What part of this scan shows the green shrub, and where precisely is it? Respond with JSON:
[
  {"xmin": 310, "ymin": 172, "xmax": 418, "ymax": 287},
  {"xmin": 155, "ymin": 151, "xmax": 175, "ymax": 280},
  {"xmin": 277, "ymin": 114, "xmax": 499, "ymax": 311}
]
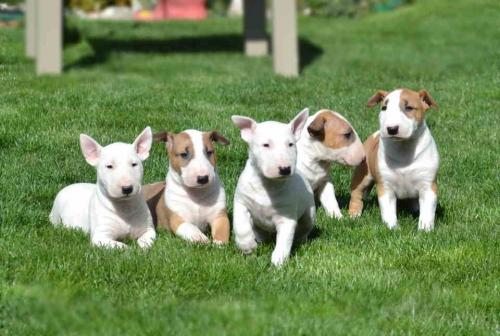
[{"xmin": 299, "ymin": 0, "xmax": 413, "ymax": 17}]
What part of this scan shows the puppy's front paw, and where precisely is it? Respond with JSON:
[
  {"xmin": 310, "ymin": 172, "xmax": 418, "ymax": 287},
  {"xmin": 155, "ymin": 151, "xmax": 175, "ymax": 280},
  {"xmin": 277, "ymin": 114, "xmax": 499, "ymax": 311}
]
[
  {"xmin": 236, "ymin": 236, "xmax": 257, "ymax": 254},
  {"xmin": 271, "ymin": 249, "xmax": 289, "ymax": 267},
  {"xmin": 176, "ymin": 223, "xmax": 209, "ymax": 244},
  {"xmin": 348, "ymin": 208, "xmax": 362, "ymax": 218},
  {"xmin": 385, "ymin": 221, "xmax": 399, "ymax": 230},
  {"xmin": 418, "ymin": 218, "xmax": 434, "ymax": 232},
  {"xmin": 137, "ymin": 236, "xmax": 155, "ymax": 249}
]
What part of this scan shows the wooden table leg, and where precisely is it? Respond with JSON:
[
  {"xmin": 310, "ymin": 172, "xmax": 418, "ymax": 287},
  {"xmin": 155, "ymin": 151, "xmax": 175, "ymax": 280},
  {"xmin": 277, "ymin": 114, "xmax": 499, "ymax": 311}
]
[
  {"xmin": 36, "ymin": 0, "xmax": 62, "ymax": 75},
  {"xmin": 271, "ymin": 0, "xmax": 299, "ymax": 76},
  {"xmin": 243, "ymin": 0, "xmax": 268, "ymax": 56}
]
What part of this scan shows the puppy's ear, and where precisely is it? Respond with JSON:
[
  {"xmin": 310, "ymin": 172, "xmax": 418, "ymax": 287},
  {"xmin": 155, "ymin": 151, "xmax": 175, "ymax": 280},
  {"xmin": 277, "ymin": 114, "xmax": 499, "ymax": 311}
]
[
  {"xmin": 80, "ymin": 134, "xmax": 102, "ymax": 166},
  {"xmin": 133, "ymin": 127, "xmax": 153, "ymax": 161},
  {"xmin": 419, "ymin": 90, "xmax": 439, "ymax": 111},
  {"xmin": 154, "ymin": 131, "xmax": 174, "ymax": 151},
  {"xmin": 307, "ymin": 114, "xmax": 325, "ymax": 141},
  {"xmin": 231, "ymin": 115, "xmax": 257, "ymax": 143},
  {"xmin": 366, "ymin": 90, "xmax": 388, "ymax": 107},
  {"xmin": 209, "ymin": 131, "xmax": 230, "ymax": 146},
  {"xmin": 290, "ymin": 108, "xmax": 309, "ymax": 141}
]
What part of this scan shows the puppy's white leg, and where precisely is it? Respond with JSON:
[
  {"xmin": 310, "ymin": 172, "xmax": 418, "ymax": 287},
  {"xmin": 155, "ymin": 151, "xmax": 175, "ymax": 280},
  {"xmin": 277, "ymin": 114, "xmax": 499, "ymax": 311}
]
[
  {"xmin": 91, "ymin": 235, "xmax": 128, "ymax": 249},
  {"xmin": 378, "ymin": 190, "xmax": 398, "ymax": 229},
  {"xmin": 272, "ymin": 219, "xmax": 297, "ymax": 267},
  {"xmin": 176, "ymin": 223, "xmax": 209, "ymax": 243},
  {"xmin": 137, "ymin": 226, "xmax": 157, "ymax": 249},
  {"xmin": 418, "ymin": 188, "xmax": 437, "ymax": 232},
  {"xmin": 233, "ymin": 200, "xmax": 257, "ymax": 254},
  {"xmin": 319, "ymin": 181, "xmax": 342, "ymax": 219}
]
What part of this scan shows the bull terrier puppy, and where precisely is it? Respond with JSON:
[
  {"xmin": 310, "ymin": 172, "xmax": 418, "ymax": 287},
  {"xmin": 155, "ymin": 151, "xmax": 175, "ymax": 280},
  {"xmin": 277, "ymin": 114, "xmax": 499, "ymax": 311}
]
[
  {"xmin": 50, "ymin": 127, "xmax": 156, "ymax": 248},
  {"xmin": 232, "ymin": 109, "xmax": 316, "ymax": 266},
  {"xmin": 143, "ymin": 130, "xmax": 231, "ymax": 244},
  {"xmin": 297, "ymin": 109, "xmax": 365, "ymax": 219},
  {"xmin": 349, "ymin": 88, "xmax": 440, "ymax": 231}
]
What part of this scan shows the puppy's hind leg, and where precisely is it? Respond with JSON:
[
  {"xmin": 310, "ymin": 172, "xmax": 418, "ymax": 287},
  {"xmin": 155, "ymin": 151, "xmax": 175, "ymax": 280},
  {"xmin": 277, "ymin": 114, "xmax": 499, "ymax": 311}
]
[{"xmin": 349, "ymin": 159, "xmax": 374, "ymax": 218}]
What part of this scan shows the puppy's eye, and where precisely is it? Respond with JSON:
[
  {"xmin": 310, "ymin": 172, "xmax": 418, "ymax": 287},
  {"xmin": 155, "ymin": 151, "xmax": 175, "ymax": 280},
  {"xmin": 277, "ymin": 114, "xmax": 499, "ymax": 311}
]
[
  {"xmin": 288, "ymin": 143, "xmax": 294, "ymax": 147},
  {"xmin": 344, "ymin": 131, "xmax": 352, "ymax": 140},
  {"xmin": 381, "ymin": 106, "xmax": 387, "ymax": 111},
  {"xmin": 131, "ymin": 163, "xmax": 138, "ymax": 167},
  {"xmin": 263, "ymin": 143, "xmax": 270, "ymax": 148},
  {"xmin": 180, "ymin": 152, "xmax": 189, "ymax": 159},
  {"xmin": 206, "ymin": 150, "xmax": 213, "ymax": 156},
  {"xmin": 106, "ymin": 164, "xmax": 113, "ymax": 169},
  {"xmin": 405, "ymin": 106, "xmax": 414, "ymax": 112}
]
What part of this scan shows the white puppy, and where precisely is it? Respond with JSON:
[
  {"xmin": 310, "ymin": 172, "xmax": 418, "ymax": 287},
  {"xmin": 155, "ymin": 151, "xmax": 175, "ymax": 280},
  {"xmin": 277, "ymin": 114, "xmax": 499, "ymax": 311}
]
[
  {"xmin": 143, "ymin": 129, "xmax": 230, "ymax": 244},
  {"xmin": 297, "ymin": 109, "xmax": 365, "ymax": 219},
  {"xmin": 349, "ymin": 88, "xmax": 439, "ymax": 231},
  {"xmin": 49, "ymin": 127, "xmax": 156, "ymax": 248},
  {"xmin": 232, "ymin": 109, "xmax": 316, "ymax": 266}
]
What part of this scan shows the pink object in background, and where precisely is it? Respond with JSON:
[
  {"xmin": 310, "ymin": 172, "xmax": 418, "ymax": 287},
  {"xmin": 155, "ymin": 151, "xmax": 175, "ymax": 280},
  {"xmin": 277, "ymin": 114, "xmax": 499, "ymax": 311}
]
[{"xmin": 153, "ymin": 0, "xmax": 207, "ymax": 20}]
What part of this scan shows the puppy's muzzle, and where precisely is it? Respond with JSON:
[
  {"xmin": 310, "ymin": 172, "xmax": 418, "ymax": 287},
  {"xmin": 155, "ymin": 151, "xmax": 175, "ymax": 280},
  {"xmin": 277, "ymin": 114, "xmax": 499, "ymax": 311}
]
[
  {"xmin": 278, "ymin": 166, "xmax": 291, "ymax": 176},
  {"xmin": 387, "ymin": 126, "xmax": 399, "ymax": 136},
  {"xmin": 197, "ymin": 175, "xmax": 209, "ymax": 185},
  {"xmin": 121, "ymin": 185, "xmax": 134, "ymax": 195}
]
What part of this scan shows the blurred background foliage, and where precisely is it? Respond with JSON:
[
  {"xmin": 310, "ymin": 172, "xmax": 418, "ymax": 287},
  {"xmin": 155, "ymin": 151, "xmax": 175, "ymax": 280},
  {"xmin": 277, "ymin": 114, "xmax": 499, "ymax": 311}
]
[{"xmin": 1, "ymin": 0, "xmax": 413, "ymax": 16}]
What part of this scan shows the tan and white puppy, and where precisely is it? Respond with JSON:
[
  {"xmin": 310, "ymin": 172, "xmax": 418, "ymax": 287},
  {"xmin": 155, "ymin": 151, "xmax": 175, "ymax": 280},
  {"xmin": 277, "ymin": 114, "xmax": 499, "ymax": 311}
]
[
  {"xmin": 232, "ymin": 109, "xmax": 316, "ymax": 267},
  {"xmin": 50, "ymin": 127, "xmax": 156, "ymax": 248},
  {"xmin": 143, "ymin": 129, "xmax": 230, "ymax": 244},
  {"xmin": 349, "ymin": 88, "xmax": 439, "ymax": 231},
  {"xmin": 297, "ymin": 109, "xmax": 365, "ymax": 218}
]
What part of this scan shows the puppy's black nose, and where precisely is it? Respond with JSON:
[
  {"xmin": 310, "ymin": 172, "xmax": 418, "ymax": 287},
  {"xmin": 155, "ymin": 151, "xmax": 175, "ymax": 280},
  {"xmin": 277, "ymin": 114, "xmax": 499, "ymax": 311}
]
[
  {"xmin": 279, "ymin": 166, "xmax": 291, "ymax": 176},
  {"xmin": 122, "ymin": 185, "xmax": 133, "ymax": 195},
  {"xmin": 197, "ymin": 175, "xmax": 209, "ymax": 185},
  {"xmin": 387, "ymin": 126, "xmax": 399, "ymax": 135}
]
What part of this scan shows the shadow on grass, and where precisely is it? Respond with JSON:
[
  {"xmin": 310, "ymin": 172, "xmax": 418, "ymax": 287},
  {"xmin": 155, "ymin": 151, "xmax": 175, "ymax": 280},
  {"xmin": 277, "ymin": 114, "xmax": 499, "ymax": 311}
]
[{"xmin": 65, "ymin": 34, "xmax": 323, "ymax": 73}]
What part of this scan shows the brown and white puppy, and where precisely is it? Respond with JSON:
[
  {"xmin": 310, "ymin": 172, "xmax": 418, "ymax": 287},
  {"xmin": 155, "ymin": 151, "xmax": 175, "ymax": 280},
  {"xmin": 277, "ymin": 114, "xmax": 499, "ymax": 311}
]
[
  {"xmin": 297, "ymin": 109, "xmax": 365, "ymax": 218},
  {"xmin": 143, "ymin": 129, "xmax": 231, "ymax": 243},
  {"xmin": 349, "ymin": 88, "xmax": 439, "ymax": 231}
]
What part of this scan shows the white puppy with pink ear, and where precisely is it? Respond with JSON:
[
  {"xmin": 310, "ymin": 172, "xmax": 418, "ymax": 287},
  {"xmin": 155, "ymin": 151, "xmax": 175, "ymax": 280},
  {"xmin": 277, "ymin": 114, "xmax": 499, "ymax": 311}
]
[
  {"xmin": 231, "ymin": 109, "xmax": 316, "ymax": 267},
  {"xmin": 49, "ymin": 127, "xmax": 156, "ymax": 249}
]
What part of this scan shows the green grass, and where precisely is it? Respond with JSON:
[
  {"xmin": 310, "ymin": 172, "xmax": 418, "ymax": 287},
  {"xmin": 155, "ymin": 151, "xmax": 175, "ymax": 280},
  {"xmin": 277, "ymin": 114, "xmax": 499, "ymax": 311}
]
[{"xmin": 1, "ymin": 0, "xmax": 499, "ymax": 334}]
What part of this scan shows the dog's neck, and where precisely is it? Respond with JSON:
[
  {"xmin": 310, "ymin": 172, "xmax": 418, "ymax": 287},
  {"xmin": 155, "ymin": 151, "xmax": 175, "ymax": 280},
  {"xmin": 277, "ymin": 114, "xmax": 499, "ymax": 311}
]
[
  {"xmin": 296, "ymin": 134, "xmax": 331, "ymax": 176},
  {"xmin": 96, "ymin": 182, "xmax": 144, "ymax": 216},
  {"xmin": 166, "ymin": 165, "xmax": 221, "ymax": 204},
  {"xmin": 380, "ymin": 122, "xmax": 433, "ymax": 167}
]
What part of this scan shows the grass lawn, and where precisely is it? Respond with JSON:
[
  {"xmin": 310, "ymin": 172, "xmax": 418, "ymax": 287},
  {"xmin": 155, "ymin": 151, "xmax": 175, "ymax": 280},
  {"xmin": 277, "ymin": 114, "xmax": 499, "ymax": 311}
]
[{"xmin": 1, "ymin": 0, "xmax": 499, "ymax": 334}]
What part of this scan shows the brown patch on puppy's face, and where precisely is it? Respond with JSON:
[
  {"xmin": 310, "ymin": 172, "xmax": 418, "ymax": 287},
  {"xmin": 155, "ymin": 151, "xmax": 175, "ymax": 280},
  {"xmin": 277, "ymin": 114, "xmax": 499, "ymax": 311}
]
[
  {"xmin": 154, "ymin": 131, "xmax": 194, "ymax": 174},
  {"xmin": 201, "ymin": 131, "xmax": 230, "ymax": 167},
  {"xmin": 308, "ymin": 110, "xmax": 356, "ymax": 149},
  {"xmin": 399, "ymin": 89, "xmax": 439, "ymax": 125}
]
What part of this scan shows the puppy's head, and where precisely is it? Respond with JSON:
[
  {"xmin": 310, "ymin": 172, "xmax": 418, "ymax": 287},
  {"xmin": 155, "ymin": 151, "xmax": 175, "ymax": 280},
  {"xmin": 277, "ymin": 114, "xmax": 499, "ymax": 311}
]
[
  {"xmin": 232, "ymin": 108, "xmax": 309, "ymax": 179},
  {"xmin": 367, "ymin": 89, "xmax": 438, "ymax": 140},
  {"xmin": 80, "ymin": 127, "xmax": 152, "ymax": 200},
  {"xmin": 306, "ymin": 110, "xmax": 365, "ymax": 166},
  {"xmin": 154, "ymin": 129, "xmax": 229, "ymax": 189}
]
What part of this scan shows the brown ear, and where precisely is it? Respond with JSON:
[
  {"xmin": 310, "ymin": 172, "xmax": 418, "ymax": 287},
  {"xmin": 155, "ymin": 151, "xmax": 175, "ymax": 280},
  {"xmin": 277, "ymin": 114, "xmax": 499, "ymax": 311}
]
[
  {"xmin": 419, "ymin": 90, "xmax": 439, "ymax": 111},
  {"xmin": 366, "ymin": 90, "xmax": 388, "ymax": 107},
  {"xmin": 153, "ymin": 131, "xmax": 169, "ymax": 143},
  {"xmin": 209, "ymin": 131, "xmax": 230, "ymax": 145},
  {"xmin": 307, "ymin": 115, "xmax": 325, "ymax": 141}
]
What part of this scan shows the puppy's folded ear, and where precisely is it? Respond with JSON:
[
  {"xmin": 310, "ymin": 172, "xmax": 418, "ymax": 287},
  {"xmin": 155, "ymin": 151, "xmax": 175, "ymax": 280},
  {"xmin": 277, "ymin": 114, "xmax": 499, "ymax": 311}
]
[
  {"xmin": 231, "ymin": 115, "xmax": 257, "ymax": 143},
  {"xmin": 290, "ymin": 108, "xmax": 309, "ymax": 141},
  {"xmin": 153, "ymin": 131, "xmax": 169, "ymax": 142},
  {"xmin": 209, "ymin": 131, "xmax": 230, "ymax": 145},
  {"xmin": 419, "ymin": 90, "xmax": 439, "ymax": 111},
  {"xmin": 366, "ymin": 90, "xmax": 388, "ymax": 107},
  {"xmin": 133, "ymin": 126, "xmax": 153, "ymax": 161},
  {"xmin": 80, "ymin": 134, "xmax": 102, "ymax": 166},
  {"xmin": 307, "ymin": 114, "xmax": 325, "ymax": 141}
]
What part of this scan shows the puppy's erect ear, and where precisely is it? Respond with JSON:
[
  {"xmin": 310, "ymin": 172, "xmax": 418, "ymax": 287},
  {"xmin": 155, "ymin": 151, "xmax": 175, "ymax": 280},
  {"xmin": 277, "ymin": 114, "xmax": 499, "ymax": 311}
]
[
  {"xmin": 231, "ymin": 115, "xmax": 257, "ymax": 143},
  {"xmin": 209, "ymin": 131, "xmax": 230, "ymax": 146},
  {"xmin": 419, "ymin": 90, "xmax": 439, "ymax": 111},
  {"xmin": 80, "ymin": 134, "xmax": 102, "ymax": 166},
  {"xmin": 366, "ymin": 90, "xmax": 388, "ymax": 107},
  {"xmin": 307, "ymin": 114, "xmax": 325, "ymax": 141},
  {"xmin": 133, "ymin": 126, "xmax": 153, "ymax": 161},
  {"xmin": 289, "ymin": 108, "xmax": 309, "ymax": 141}
]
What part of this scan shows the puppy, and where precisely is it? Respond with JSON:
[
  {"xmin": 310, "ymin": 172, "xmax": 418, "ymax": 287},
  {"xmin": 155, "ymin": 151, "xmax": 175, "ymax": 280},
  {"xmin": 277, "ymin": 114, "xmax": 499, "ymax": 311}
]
[
  {"xmin": 50, "ymin": 127, "xmax": 156, "ymax": 248},
  {"xmin": 232, "ymin": 109, "xmax": 316, "ymax": 266},
  {"xmin": 349, "ymin": 88, "xmax": 439, "ymax": 231},
  {"xmin": 143, "ymin": 130, "xmax": 230, "ymax": 244},
  {"xmin": 297, "ymin": 109, "xmax": 365, "ymax": 218}
]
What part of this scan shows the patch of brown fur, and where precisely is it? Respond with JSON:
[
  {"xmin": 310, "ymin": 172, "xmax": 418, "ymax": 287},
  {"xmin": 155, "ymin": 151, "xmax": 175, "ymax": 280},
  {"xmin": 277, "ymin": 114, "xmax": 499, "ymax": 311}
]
[
  {"xmin": 349, "ymin": 132, "xmax": 381, "ymax": 217},
  {"xmin": 210, "ymin": 211, "xmax": 230, "ymax": 243},
  {"xmin": 168, "ymin": 132, "xmax": 194, "ymax": 174},
  {"xmin": 307, "ymin": 110, "xmax": 356, "ymax": 149}
]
